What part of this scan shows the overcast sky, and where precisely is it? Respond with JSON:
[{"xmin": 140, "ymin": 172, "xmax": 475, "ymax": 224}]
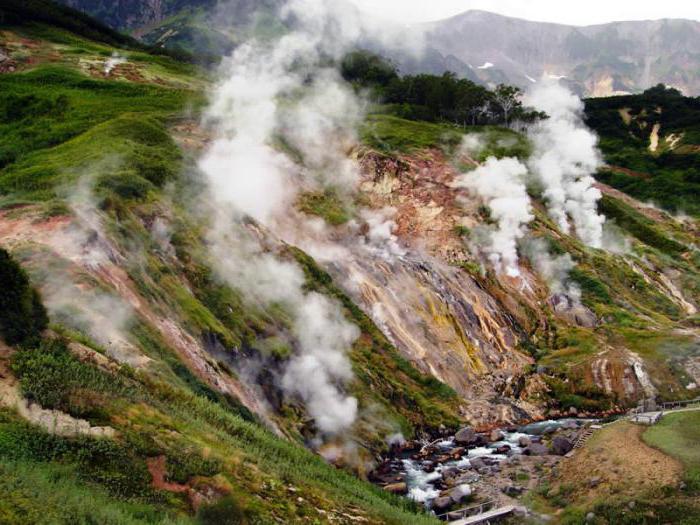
[{"xmin": 348, "ymin": 0, "xmax": 700, "ymax": 26}]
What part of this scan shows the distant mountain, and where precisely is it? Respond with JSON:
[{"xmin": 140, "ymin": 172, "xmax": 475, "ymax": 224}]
[
  {"xmin": 53, "ymin": 2, "xmax": 700, "ymax": 97},
  {"xmin": 406, "ymin": 10, "xmax": 700, "ymax": 97},
  {"xmin": 55, "ymin": 0, "xmax": 282, "ymax": 56}
]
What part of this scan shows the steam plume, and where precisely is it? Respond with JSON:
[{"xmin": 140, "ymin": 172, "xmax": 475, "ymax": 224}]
[
  {"xmin": 524, "ymin": 81, "xmax": 606, "ymax": 248},
  {"xmin": 454, "ymin": 157, "xmax": 532, "ymax": 277},
  {"xmin": 198, "ymin": 0, "xmax": 368, "ymax": 435}
]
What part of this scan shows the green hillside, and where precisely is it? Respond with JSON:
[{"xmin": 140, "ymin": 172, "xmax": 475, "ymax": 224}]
[{"xmin": 585, "ymin": 84, "xmax": 700, "ymax": 216}]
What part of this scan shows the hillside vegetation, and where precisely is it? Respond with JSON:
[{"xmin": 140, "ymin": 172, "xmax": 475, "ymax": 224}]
[
  {"xmin": 1, "ymin": 4, "xmax": 699, "ymax": 524},
  {"xmin": 585, "ymin": 84, "xmax": 700, "ymax": 216}
]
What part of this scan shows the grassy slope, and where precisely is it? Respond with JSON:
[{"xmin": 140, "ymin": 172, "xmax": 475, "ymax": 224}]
[
  {"xmin": 530, "ymin": 419, "xmax": 700, "ymax": 524},
  {"xmin": 644, "ymin": 410, "xmax": 700, "ymax": 490},
  {"xmin": 0, "ymin": 16, "xmax": 460, "ymax": 525}
]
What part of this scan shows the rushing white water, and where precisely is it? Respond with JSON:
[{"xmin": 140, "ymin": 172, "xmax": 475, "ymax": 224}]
[{"xmin": 395, "ymin": 419, "xmax": 593, "ymax": 508}]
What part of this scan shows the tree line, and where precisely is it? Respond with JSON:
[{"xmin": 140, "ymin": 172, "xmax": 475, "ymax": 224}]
[{"xmin": 341, "ymin": 50, "xmax": 545, "ymax": 127}]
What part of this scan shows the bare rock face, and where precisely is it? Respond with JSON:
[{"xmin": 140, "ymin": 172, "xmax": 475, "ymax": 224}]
[{"xmin": 549, "ymin": 293, "xmax": 597, "ymax": 328}]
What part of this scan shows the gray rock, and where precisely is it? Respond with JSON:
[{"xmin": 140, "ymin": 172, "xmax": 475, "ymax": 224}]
[
  {"xmin": 551, "ymin": 436, "xmax": 574, "ymax": 456},
  {"xmin": 562, "ymin": 420, "xmax": 579, "ymax": 430},
  {"xmin": 523, "ymin": 443, "xmax": 548, "ymax": 456},
  {"xmin": 489, "ymin": 429, "xmax": 504, "ymax": 442},
  {"xmin": 588, "ymin": 476, "xmax": 602, "ymax": 488},
  {"xmin": 447, "ymin": 483, "xmax": 472, "ymax": 503},
  {"xmin": 502, "ymin": 485, "xmax": 523, "ymax": 496},
  {"xmin": 586, "ymin": 512, "xmax": 596, "ymax": 522},
  {"xmin": 442, "ymin": 466, "xmax": 460, "ymax": 480},
  {"xmin": 432, "ymin": 496, "xmax": 452, "ymax": 512},
  {"xmin": 469, "ymin": 457, "xmax": 487, "ymax": 469},
  {"xmin": 455, "ymin": 426, "xmax": 478, "ymax": 445},
  {"xmin": 549, "ymin": 293, "xmax": 597, "ymax": 327},
  {"xmin": 518, "ymin": 436, "xmax": 531, "ymax": 448}
]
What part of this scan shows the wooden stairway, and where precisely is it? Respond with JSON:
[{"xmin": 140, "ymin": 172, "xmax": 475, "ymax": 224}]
[{"xmin": 573, "ymin": 427, "xmax": 595, "ymax": 449}]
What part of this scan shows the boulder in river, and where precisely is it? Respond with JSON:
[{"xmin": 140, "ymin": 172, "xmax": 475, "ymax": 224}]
[
  {"xmin": 562, "ymin": 419, "xmax": 579, "ymax": 430},
  {"xmin": 383, "ymin": 482, "xmax": 407, "ymax": 495},
  {"xmin": 469, "ymin": 456, "xmax": 487, "ymax": 469},
  {"xmin": 441, "ymin": 466, "xmax": 460, "ymax": 481},
  {"xmin": 551, "ymin": 436, "xmax": 574, "ymax": 456},
  {"xmin": 489, "ymin": 429, "xmax": 505, "ymax": 442},
  {"xmin": 447, "ymin": 483, "xmax": 472, "ymax": 503},
  {"xmin": 454, "ymin": 426, "xmax": 478, "ymax": 445},
  {"xmin": 518, "ymin": 436, "xmax": 531, "ymax": 447}
]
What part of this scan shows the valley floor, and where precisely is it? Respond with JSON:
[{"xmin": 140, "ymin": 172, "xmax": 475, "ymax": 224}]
[{"xmin": 523, "ymin": 412, "xmax": 700, "ymax": 524}]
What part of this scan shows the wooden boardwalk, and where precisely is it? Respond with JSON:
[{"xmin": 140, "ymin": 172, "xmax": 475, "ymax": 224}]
[
  {"xmin": 452, "ymin": 505, "xmax": 515, "ymax": 524},
  {"xmin": 436, "ymin": 500, "xmax": 517, "ymax": 524}
]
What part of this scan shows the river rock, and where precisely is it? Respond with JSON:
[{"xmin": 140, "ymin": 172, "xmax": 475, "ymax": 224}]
[
  {"xmin": 450, "ymin": 447, "xmax": 467, "ymax": 459},
  {"xmin": 432, "ymin": 496, "xmax": 452, "ymax": 512},
  {"xmin": 495, "ymin": 444, "xmax": 511, "ymax": 455},
  {"xmin": 441, "ymin": 466, "xmax": 460, "ymax": 481},
  {"xmin": 489, "ymin": 429, "xmax": 505, "ymax": 442},
  {"xmin": 454, "ymin": 426, "xmax": 478, "ymax": 445},
  {"xmin": 448, "ymin": 483, "xmax": 472, "ymax": 503},
  {"xmin": 551, "ymin": 436, "xmax": 574, "ymax": 456},
  {"xmin": 523, "ymin": 443, "xmax": 548, "ymax": 456},
  {"xmin": 562, "ymin": 419, "xmax": 579, "ymax": 430},
  {"xmin": 469, "ymin": 456, "xmax": 487, "ymax": 469},
  {"xmin": 518, "ymin": 436, "xmax": 531, "ymax": 447},
  {"xmin": 383, "ymin": 482, "xmax": 407, "ymax": 495}
]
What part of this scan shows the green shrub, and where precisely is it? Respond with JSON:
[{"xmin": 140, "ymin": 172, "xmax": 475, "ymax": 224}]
[
  {"xmin": 196, "ymin": 495, "xmax": 251, "ymax": 525},
  {"xmin": 12, "ymin": 338, "xmax": 130, "ymax": 419},
  {"xmin": 0, "ymin": 247, "xmax": 48, "ymax": 346},
  {"xmin": 298, "ymin": 189, "xmax": 350, "ymax": 225},
  {"xmin": 0, "ymin": 412, "xmax": 154, "ymax": 499}
]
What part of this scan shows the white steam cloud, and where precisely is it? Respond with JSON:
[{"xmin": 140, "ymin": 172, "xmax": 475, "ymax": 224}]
[
  {"xmin": 523, "ymin": 238, "xmax": 580, "ymax": 300},
  {"xmin": 104, "ymin": 52, "xmax": 126, "ymax": 75},
  {"xmin": 197, "ymin": 0, "xmax": 369, "ymax": 435},
  {"xmin": 525, "ymin": 80, "xmax": 606, "ymax": 248},
  {"xmin": 454, "ymin": 157, "xmax": 532, "ymax": 277}
]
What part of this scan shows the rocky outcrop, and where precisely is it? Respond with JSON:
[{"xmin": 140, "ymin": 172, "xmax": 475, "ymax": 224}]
[{"xmin": 549, "ymin": 293, "xmax": 597, "ymax": 328}]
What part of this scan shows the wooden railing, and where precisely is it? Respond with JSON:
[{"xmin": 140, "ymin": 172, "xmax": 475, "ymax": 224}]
[
  {"xmin": 659, "ymin": 397, "xmax": 700, "ymax": 411},
  {"xmin": 435, "ymin": 500, "xmax": 496, "ymax": 521}
]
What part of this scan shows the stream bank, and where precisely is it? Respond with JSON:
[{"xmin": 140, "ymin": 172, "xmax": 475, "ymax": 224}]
[{"xmin": 371, "ymin": 418, "xmax": 597, "ymax": 516}]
